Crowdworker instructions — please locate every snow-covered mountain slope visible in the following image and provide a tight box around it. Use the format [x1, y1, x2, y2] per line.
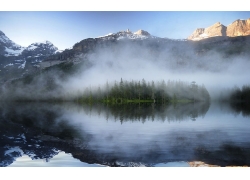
[0, 30, 25, 56]
[0, 30, 61, 82]
[22, 40, 59, 58]
[0, 30, 60, 58]
[97, 29, 159, 41]
[26, 40, 58, 51]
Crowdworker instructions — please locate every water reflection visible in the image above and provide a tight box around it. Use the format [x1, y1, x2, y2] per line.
[0, 101, 250, 167]
[78, 102, 210, 122]
[8, 151, 105, 167]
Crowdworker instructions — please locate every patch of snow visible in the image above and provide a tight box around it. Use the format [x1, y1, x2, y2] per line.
[26, 41, 58, 52]
[98, 33, 114, 38]
[18, 61, 26, 69]
[116, 32, 150, 40]
[117, 36, 125, 40]
[4, 63, 14, 68]
[19, 133, 27, 143]
[4, 146, 24, 156]
[3, 135, 15, 139]
[26, 44, 37, 50]
[200, 33, 209, 38]
[4, 46, 24, 56]
[191, 37, 202, 41]
[14, 60, 24, 62]
[32, 40, 53, 45]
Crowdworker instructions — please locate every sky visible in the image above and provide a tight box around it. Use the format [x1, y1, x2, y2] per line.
[0, 1, 250, 50]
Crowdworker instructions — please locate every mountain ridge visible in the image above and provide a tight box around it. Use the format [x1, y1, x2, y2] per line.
[0, 31, 60, 57]
[188, 18, 250, 41]
[1, 26, 250, 83]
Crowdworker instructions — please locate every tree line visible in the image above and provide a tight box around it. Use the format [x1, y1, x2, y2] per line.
[77, 79, 210, 104]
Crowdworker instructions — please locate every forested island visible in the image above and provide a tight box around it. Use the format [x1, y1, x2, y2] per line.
[77, 79, 210, 104]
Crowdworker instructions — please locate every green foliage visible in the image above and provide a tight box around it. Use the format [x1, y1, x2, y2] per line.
[78, 79, 210, 105]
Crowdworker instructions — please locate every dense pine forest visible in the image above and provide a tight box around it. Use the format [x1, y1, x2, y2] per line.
[77, 79, 210, 104]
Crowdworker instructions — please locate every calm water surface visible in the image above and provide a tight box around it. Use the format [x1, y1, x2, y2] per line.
[1, 101, 250, 167]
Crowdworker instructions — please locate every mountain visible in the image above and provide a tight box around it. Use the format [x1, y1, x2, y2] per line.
[227, 19, 250, 37]
[188, 18, 250, 41]
[98, 29, 153, 40]
[0, 30, 25, 56]
[22, 41, 58, 57]
[0, 31, 60, 82]
[0, 31, 59, 58]
[1, 27, 250, 85]
[44, 29, 161, 64]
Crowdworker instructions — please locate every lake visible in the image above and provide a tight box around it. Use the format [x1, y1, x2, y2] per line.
[1, 101, 250, 167]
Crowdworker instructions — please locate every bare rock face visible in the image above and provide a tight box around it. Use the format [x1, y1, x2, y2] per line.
[188, 18, 250, 41]
[134, 29, 150, 36]
[187, 28, 205, 40]
[227, 18, 250, 37]
[204, 22, 227, 37]
[188, 22, 226, 41]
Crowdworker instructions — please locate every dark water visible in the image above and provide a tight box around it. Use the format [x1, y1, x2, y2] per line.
[1, 101, 250, 167]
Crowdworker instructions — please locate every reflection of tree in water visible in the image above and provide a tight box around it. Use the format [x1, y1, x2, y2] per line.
[1, 102, 250, 167]
[80, 102, 210, 123]
[230, 101, 250, 117]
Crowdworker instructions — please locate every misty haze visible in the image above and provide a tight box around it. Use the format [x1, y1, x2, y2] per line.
[1, 12, 250, 167]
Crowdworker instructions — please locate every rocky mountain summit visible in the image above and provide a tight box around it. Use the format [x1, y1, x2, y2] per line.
[45, 29, 157, 62]
[134, 29, 151, 36]
[188, 18, 250, 40]
[0, 30, 59, 58]
[98, 29, 152, 40]
[21, 40, 59, 62]
[0, 31, 60, 82]
[227, 19, 250, 37]
[0, 30, 25, 56]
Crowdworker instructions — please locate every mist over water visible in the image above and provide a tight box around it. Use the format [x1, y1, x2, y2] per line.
[1, 22, 250, 167]
[1, 101, 250, 166]
[61, 41, 250, 100]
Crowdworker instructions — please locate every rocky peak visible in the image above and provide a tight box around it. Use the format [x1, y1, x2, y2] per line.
[187, 28, 205, 40]
[0, 30, 25, 56]
[134, 30, 150, 36]
[23, 40, 58, 57]
[188, 18, 250, 41]
[227, 18, 250, 37]
[203, 22, 227, 36]
[188, 22, 226, 41]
